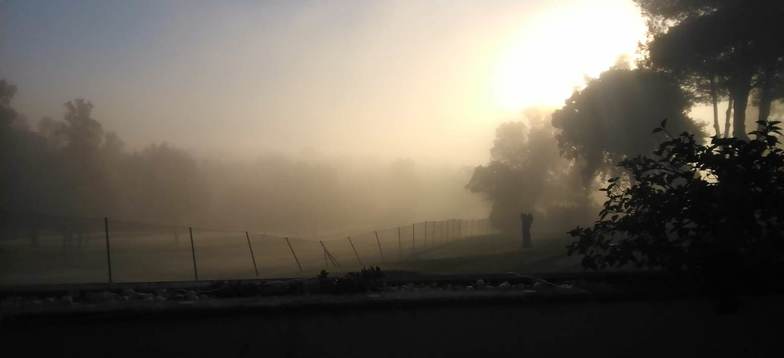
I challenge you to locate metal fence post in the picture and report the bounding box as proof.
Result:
[189,227,199,281]
[245,231,259,277]
[397,226,402,261]
[374,231,384,263]
[320,240,340,268]
[347,236,363,267]
[431,220,436,245]
[285,237,303,272]
[104,217,113,284]
[424,221,428,248]
[411,223,416,252]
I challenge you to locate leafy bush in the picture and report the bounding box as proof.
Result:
[568,120,784,290]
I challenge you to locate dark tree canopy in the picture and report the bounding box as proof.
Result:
[551,68,702,183]
[638,0,784,139]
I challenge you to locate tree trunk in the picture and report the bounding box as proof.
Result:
[757,67,775,129]
[723,95,733,138]
[731,72,752,140]
[710,77,720,137]
[758,93,773,129]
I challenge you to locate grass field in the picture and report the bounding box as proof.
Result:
[0,228,580,286]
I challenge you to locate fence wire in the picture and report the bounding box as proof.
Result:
[0,210,496,285]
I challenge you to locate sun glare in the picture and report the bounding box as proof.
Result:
[492,1,646,112]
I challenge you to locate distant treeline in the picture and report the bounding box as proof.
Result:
[0,80,484,235]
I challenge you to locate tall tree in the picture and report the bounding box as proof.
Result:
[551,67,702,184]
[637,0,784,139]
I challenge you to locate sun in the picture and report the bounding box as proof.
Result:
[491,0,646,112]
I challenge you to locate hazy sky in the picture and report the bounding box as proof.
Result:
[1,0,647,165]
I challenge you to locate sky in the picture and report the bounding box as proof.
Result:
[1,0,648,165]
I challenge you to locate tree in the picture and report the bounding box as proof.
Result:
[62,99,103,154]
[0,80,18,129]
[568,120,784,294]
[467,114,589,233]
[551,67,703,184]
[637,0,784,139]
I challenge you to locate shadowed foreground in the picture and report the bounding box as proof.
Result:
[2,282,781,357]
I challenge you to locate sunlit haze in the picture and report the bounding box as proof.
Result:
[1,0,646,164]
[492,1,645,110]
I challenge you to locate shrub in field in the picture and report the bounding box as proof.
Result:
[568,120,784,293]
[318,267,385,294]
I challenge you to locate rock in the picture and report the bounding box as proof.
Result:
[265,280,292,295]
[466,285,474,290]
[184,291,199,301]
[61,295,73,304]
[155,295,167,302]
[85,291,119,302]
[135,292,154,301]
[475,279,486,289]
[498,281,511,289]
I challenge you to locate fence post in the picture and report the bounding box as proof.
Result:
[245,232,259,277]
[374,231,385,263]
[431,220,436,245]
[323,242,329,267]
[189,227,199,281]
[104,217,113,284]
[397,226,402,262]
[411,223,416,253]
[424,221,428,248]
[320,240,340,268]
[347,236,363,267]
[285,237,303,272]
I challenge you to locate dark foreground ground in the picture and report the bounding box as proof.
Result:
[1,272,782,358]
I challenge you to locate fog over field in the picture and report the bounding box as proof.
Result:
[3,5,784,358]
[2,0,781,240]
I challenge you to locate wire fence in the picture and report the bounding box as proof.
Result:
[0,210,496,285]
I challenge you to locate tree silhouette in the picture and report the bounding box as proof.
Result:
[637,0,784,139]
[551,67,703,184]
[468,114,590,233]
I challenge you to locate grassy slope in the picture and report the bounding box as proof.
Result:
[380,233,582,274]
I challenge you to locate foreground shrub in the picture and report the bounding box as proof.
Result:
[568,120,784,294]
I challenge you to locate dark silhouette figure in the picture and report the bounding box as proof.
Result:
[520,213,533,249]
